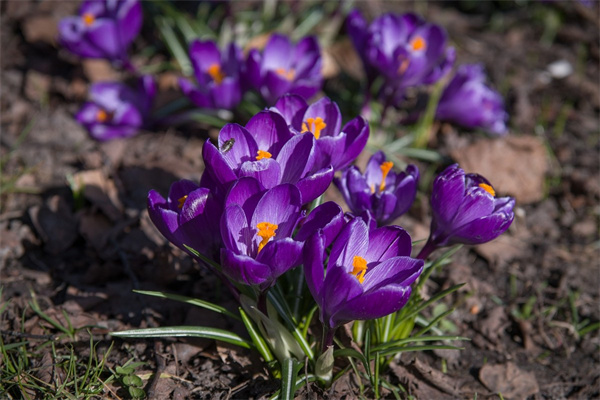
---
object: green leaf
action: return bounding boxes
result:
[128,386,146,399]
[239,307,274,363]
[333,347,367,366]
[280,358,302,400]
[123,374,143,388]
[396,283,465,327]
[133,290,240,321]
[372,335,470,352]
[111,326,252,349]
[377,344,464,357]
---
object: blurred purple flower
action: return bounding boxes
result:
[147,179,223,262]
[271,94,369,171]
[179,40,244,109]
[418,164,515,259]
[304,217,423,331]
[335,151,419,226]
[202,110,334,204]
[436,64,508,135]
[347,9,455,103]
[76,75,156,140]
[58,0,142,67]
[246,34,322,105]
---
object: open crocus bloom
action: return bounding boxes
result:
[202,111,334,204]
[246,33,322,105]
[76,75,156,140]
[58,0,142,65]
[335,151,419,226]
[179,40,244,109]
[220,180,304,290]
[436,64,508,135]
[271,95,369,171]
[304,218,424,329]
[347,9,455,103]
[419,164,515,259]
[147,179,223,262]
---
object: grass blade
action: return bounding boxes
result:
[111,326,252,349]
[133,290,240,321]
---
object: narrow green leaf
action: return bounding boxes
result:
[133,290,240,321]
[413,308,455,337]
[377,344,464,357]
[183,244,223,271]
[333,348,367,366]
[111,326,252,349]
[416,245,462,292]
[280,358,301,400]
[156,17,192,75]
[239,307,274,363]
[372,335,470,352]
[396,283,465,326]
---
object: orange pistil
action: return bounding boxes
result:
[301,117,327,140]
[379,161,394,192]
[256,221,278,253]
[351,256,368,284]
[410,36,426,52]
[207,63,226,85]
[177,195,188,209]
[275,67,296,81]
[96,109,109,123]
[478,183,496,197]
[256,150,272,160]
[397,57,410,75]
[82,13,95,26]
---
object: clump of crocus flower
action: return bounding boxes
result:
[436,64,509,135]
[179,40,244,110]
[347,9,455,107]
[58,0,142,70]
[76,75,156,140]
[271,94,369,171]
[201,110,334,204]
[246,34,323,105]
[304,218,424,347]
[418,164,515,259]
[335,151,419,226]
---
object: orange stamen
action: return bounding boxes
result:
[82,13,95,26]
[275,67,296,81]
[410,36,426,51]
[177,195,188,209]
[397,58,410,75]
[256,150,272,160]
[256,221,278,253]
[301,117,327,140]
[478,183,496,197]
[379,161,394,192]
[96,109,109,123]
[351,256,368,284]
[207,63,226,85]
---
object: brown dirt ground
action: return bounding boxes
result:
[1,1,599,399]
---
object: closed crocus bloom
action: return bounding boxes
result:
[271,95,369,171]
[202,110,334,204]
[347,10,455,101]
[179,40,244,109]
[246,34,322,105]
[436,64,508,135]
[220,180,304,290]
[304,218,423,333]
[58,0,142,66]
[76,75,156,140]
[147,179,223,262]
[418,164,515,259]
[335,151,419,226]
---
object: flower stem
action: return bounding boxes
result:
[321,326,336,353]
[416,237,437,260]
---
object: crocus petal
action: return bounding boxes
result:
[238,158,282,189]
[179,78,212,108]
[263,70,293,105]
[86,20,122,59]
[147,190,179,242]
[256,238,303,285]
[271,94,308,128]
[451,186,495,228]
[303,231,326,300]
[189,40,222,78]
[167,179,199,211]
[262,34,293,70]
[451,212,514,245]
[295,201,344,247]
[303,97,342,138]
[431,164,465,224]
[250,184,302,239]
[117,0,143,45]
[221,249,271,287]
[202,140,237,185]
[295,165,334,204]
[277,134,315,184]
[221,204,251,254]
[320,266,364,328]
[217,124,258,171]
[361,256,423,292]
[225,176,264,215]
[329,218,369,271]
[244,111,292,156]
[210,77,242,109]
[336,116,369,170]
[365,226,412,262]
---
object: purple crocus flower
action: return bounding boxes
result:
[76,75,156,140]
[246,34,322,105]
[147,179,223,262]
[58,0,142,67]
[271,95,369,171]
[202,110,334,204]
[220,180,304,290]
[179,40,244,109]
[304,218,424,336]
[347,9,455,103]
[436,64,508,135]
[334,151,419,226]
[418,164,515,259]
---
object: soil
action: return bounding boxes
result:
[1,1,599,399]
